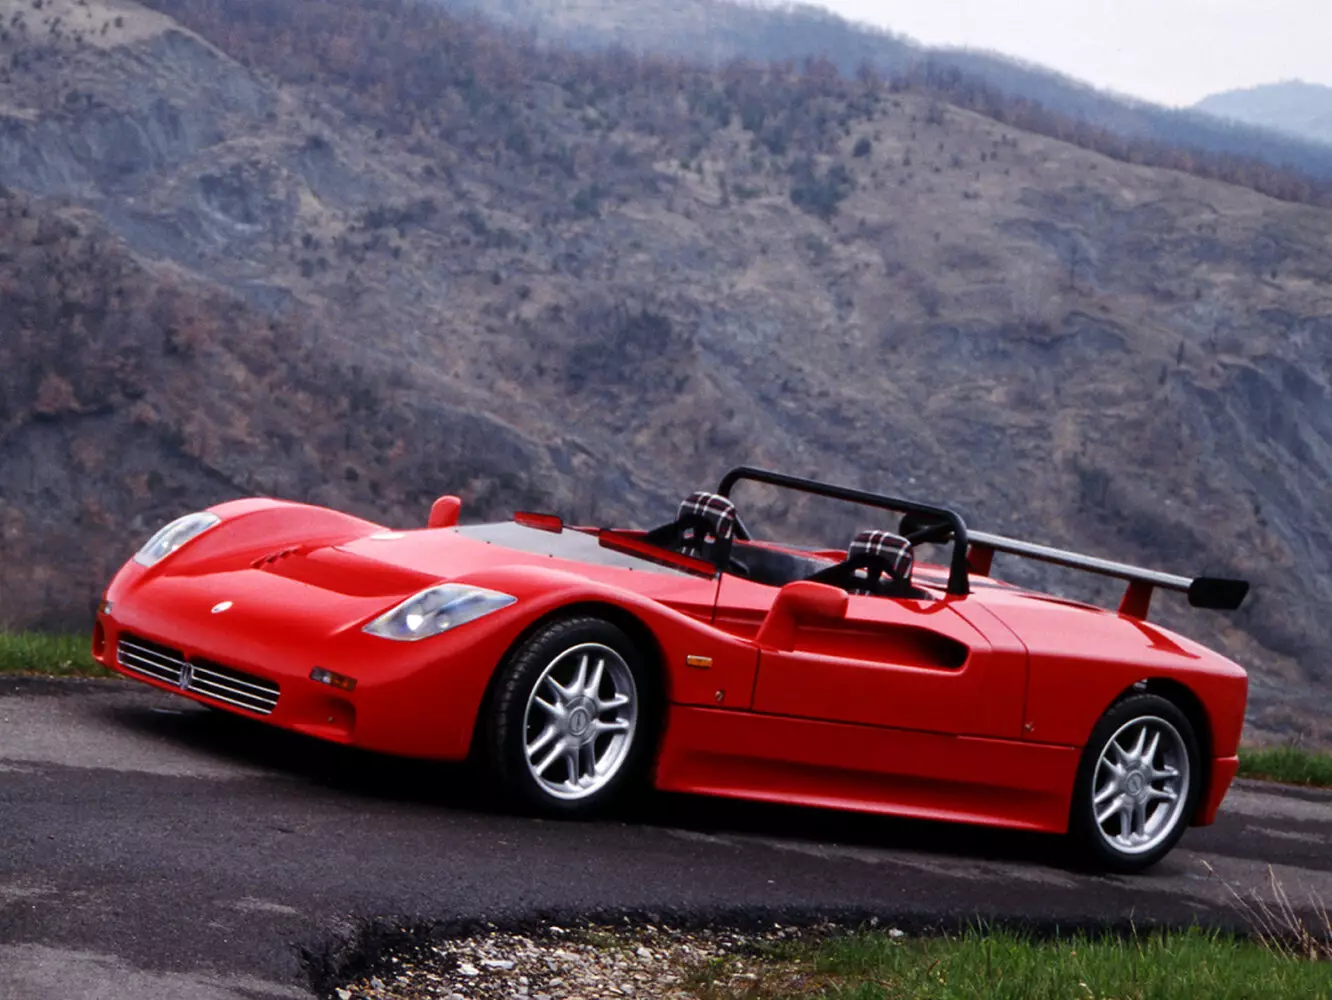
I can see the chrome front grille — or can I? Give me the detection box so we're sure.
[117,635,187,686]
[116,634,280,716]
[188,660,280,715]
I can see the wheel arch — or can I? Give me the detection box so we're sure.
[468,600,669,759]
[1109,676,1214,825]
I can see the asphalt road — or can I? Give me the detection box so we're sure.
[3,678,1331,1000]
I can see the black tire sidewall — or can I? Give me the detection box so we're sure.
[1070,693,1202,873]
[486,616,657,816]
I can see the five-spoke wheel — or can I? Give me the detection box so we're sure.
[523,643,639,801]
[485,617,655,814]
[1071,694,1200,872]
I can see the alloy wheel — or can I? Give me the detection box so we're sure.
[1091,715,1191,856]
[522,642,639,801]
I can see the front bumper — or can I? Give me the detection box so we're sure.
[93,579,520,760]
[102,622,365,746]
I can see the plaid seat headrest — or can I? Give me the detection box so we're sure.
[848,529,913,580]
[678,492,738,541]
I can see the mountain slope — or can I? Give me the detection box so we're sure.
[438,0,1332,186]
[1198,81,1332,148]
[2,0,1331,741]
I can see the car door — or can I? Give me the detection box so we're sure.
[715,574,1026,740]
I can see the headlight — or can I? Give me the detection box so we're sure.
[133,512,221,567]
[363,584,517,642]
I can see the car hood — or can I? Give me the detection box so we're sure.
[108,520,687,649]
[246,520,717,604]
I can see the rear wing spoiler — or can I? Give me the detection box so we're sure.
[966,531,1249,619]
[716,466,1248,620]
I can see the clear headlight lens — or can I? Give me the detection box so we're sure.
[363,584,517,642]
[133,512,221,567]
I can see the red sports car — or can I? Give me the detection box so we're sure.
[93,467,1249,871]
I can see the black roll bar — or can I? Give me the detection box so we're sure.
[715,466,972,596]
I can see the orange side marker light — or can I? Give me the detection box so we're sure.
[310,667,358,692]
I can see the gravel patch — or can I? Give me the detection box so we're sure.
[327,921,849,1000]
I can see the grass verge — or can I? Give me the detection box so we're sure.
[1239,745,1332,788]
[690,926,1331,1000]
[0,632,110,677]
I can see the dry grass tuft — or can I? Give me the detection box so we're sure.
[1206,861,1332,961]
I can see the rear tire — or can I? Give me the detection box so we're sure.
[1069,693,1201,873]
[484,616,656,816]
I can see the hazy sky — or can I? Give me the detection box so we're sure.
[804,0,1331,107]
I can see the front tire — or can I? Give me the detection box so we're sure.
[1069,693,1202,873]
[484,616,655,816]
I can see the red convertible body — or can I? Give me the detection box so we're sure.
[94,467,1249,870]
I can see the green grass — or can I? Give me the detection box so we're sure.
[692,927,1331,1000]
[0,632,110,677]
[1239,745,1332,788]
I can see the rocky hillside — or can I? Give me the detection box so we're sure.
[1,0,1331,741]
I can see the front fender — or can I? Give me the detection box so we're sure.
[106,499,386,605]
[445,563,757,713]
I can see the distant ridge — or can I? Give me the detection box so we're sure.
[1197,81,1332,149]
[437,0,1332,181]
